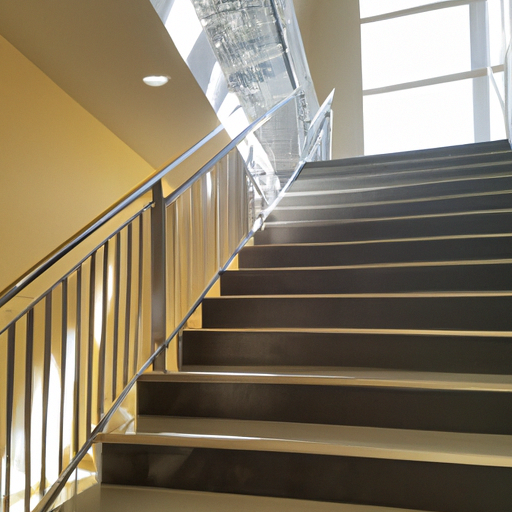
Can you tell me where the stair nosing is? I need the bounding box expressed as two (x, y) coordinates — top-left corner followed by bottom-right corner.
(97, 418), (512, 467)
(182, 327), (512, 338)
(208, 291), (512, 298)
(227, 259), (512, 271)
(137, 368), (512, 392)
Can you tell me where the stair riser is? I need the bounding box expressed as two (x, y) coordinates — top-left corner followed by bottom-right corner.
(255, 212), (512, 245)
(268, 193), (512, 223)
(291, 163), (512, 193)
(202, 296), (512, 331)
(299, 150), (512, 178)
(182, 331), (512, 374)
(138, 381), (512, 434)
(239, 237), (512, 267)
(279, 176), (512, 207)
(101, 444), (512, 512)
(220, 265), (512, 295)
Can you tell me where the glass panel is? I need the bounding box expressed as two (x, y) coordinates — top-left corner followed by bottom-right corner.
(360, 0), (456, 18)
(362, 5), (471, 89)
(363, 78), (475, 154)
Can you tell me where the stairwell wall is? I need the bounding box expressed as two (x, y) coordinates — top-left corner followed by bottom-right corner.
(294, 0), (365, 159)
(0, 35), (155, 321)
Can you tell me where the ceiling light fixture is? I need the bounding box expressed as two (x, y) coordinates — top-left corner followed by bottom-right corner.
(143, 75), (170, 87)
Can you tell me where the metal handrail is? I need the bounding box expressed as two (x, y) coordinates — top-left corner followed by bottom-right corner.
(28, 88), (333, 512)
(0, 88), (303, 311)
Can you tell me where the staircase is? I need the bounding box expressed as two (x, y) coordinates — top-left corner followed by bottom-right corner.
(96, 140), (512, 512)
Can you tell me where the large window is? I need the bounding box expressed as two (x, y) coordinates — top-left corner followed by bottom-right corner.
(360, 0), (508, 155)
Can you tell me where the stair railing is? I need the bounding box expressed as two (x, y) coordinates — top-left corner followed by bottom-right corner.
(0, 87), (334, 512)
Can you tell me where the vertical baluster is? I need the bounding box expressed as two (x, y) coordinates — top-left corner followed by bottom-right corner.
(73, 268), (82, 457)
(5, 324), (16, 512)
(98, 243), (108, 418)
(59, 280), (68, 475)
(25, 310), (34, 511)
(187, 188), (194, 310)
(40, 295), (51, 496)
(151, 181), (167, 371)
(133, 214), (144, 375)
(86, 254), (96, 438)
(123, 224), (133, 387)
(112, 234), (121, 399)
(215, 167), (221, 272)
(202, 175), (208, 288)
(173, 200), (181, 332)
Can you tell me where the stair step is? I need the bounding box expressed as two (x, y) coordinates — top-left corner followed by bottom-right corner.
(137, 371), (512, 434)
(181, 329), (512, 374)
(202, 295), (512, 331)
(100, 442), (512, 512)
(300, 140), (511, 173)
(122, 416), (512, 467)
(255, 211), (512, 244)
(268, 191), (512, 222)
(140, 368), (512, 392)
(299, 149), (512, 179)
(239, 235), (512, 267)
(220, 263), (512, 295)
(73, 486), (424, 512)
(279, 175), (512, 207)
(290, 161), (512, 193)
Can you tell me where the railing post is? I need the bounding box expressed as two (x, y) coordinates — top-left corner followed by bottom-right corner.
(151, 180), (167, 371)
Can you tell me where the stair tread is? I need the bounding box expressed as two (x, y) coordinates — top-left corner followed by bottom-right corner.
(250, 233), (512, 248)
(286, 172), (512, 195)
(89, 486), (429, 512)
(98, 417), (512, 467)
(139, 368), (512, 392)
(264, 208), (512, 228)
(228, 259), (512, 270)
(273, 189), (512, 211)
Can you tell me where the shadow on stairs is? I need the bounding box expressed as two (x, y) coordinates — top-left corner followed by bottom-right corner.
(91, 140), (512, 512)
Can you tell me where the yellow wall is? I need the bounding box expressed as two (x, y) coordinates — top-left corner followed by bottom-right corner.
(295, 0), (365, 158)
(0, 35), (155, 294)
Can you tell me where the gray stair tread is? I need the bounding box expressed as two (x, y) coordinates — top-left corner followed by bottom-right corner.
(268, 192), (512, 222)
(220, 262), (512, 294)
(231, 259), (512, 270)
(290, 162), (512, 193)
(77, 485), (427, 512)
(139, 368), (512, 392)
(97, 417), (512, 467)
(279, 175), (512, 207)
(273, 190), (512, 211)
(255, 211), (512, 245)
(239, 235), (512, 268)
(301, 140), (511, 170)
(264, 208), (512, 229)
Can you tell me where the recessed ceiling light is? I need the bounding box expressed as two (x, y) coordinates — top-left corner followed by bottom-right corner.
(143, 75), (170, 87)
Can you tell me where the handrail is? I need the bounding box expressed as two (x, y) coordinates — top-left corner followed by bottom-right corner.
(164, 87), (303, 207)
(28, 86), (332, 512)
(0, 88), (303, 311)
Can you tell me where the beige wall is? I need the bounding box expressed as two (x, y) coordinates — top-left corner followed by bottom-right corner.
(0, 35), (155, 294)
(295, 0), (364, 158)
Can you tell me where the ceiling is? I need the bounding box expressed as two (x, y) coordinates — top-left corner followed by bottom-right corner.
(0, 0), (221, 168)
